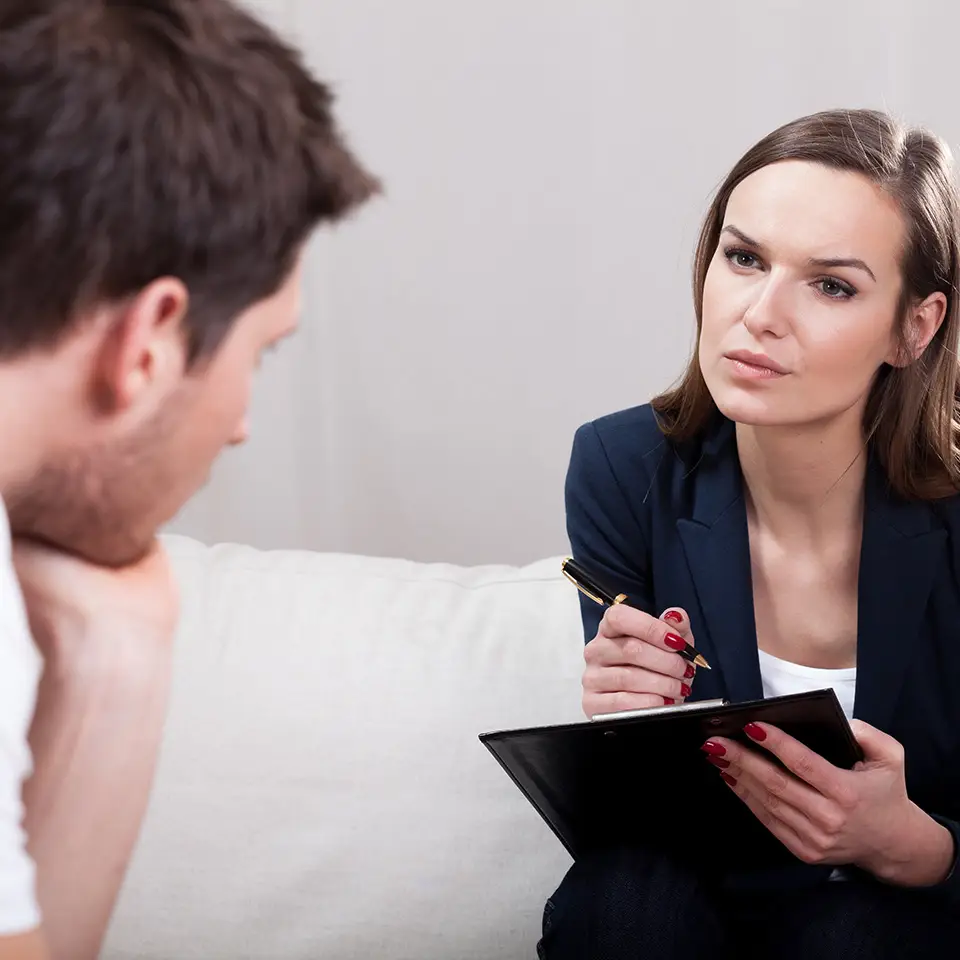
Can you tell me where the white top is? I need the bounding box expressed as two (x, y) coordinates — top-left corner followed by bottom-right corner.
(0, 499), (42, 934)
(758, 649), (857, 721)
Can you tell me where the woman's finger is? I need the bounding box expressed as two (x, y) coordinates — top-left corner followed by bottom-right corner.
(707, 738), (838, 849)
(599, 604), (698, 657)
(585, 633), (694, 681)
(583, 663), (690, 701)
(583, 691), (676, 717)
(723, 775), (819, 862)
(659, 606), (694, 640)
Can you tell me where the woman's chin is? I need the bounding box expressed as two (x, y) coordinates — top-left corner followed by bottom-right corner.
(711, 390), (795, 428)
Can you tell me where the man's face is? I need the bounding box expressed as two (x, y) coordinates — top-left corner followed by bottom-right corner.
(7, 260), (303, 566)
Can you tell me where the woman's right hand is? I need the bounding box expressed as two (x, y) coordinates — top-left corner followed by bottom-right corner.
(581, 604), (698, 718)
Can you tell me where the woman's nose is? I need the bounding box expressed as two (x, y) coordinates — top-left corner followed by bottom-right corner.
(741, 274), (791, 338)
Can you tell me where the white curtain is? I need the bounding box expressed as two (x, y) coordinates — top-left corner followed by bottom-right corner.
(170, 0), (947, 565)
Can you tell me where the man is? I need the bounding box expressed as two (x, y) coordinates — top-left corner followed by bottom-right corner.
(0, 2), (378, 957)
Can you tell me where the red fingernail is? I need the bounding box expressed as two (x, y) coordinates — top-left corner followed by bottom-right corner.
(721, 772), (738, 787)
(663, 697), (675, 705)
(701, 741), (726, 757)
(744, 722), (767, 742)
(684, 664), (696, 679)
(680, 683), (692, 697)
(706, 756), (730, 769)
(663, 610), (683, 624)
(664, 633), (686, 651)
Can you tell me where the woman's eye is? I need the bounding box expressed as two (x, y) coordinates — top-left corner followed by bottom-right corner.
(816, 278), (856, 300)
(724, 248), (758, 269)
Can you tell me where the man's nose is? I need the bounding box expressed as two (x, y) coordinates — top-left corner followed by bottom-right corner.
(229, 417), (249, 446)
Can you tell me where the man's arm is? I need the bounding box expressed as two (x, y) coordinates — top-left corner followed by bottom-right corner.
(0, 547), (44, 959)
(23, 631), (173, 960)
(16, 541), (178, 960)
(0, 931), (48, 960)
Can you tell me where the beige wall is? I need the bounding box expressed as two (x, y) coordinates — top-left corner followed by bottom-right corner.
(169, 0), (954, 564)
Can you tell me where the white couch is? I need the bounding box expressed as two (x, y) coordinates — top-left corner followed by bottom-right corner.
(102, 534), (586, 959)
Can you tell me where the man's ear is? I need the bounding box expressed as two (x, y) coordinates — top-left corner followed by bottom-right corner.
(91, 278), (190, 413)
(888, 291), (948, 368)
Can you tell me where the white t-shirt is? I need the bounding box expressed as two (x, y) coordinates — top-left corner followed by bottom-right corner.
(758, 648), (857, 721)
(0, 499), (42, 934)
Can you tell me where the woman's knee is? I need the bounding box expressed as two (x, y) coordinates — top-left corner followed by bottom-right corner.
(556, 846), (712, 910)
(737, 880), (960, 959)
(539, 846), (722, 959)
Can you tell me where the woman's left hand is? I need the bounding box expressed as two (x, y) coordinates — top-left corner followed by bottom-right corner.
(704, 720), (956, 886)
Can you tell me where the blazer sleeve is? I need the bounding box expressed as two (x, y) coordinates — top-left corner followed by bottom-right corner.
(917, 500), (960, 903)
(921, 812), (960, 903)
(847, 812), (960, 903)
(564, 420), (655, 644)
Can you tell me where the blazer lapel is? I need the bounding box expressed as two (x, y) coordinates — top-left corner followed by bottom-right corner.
(854, 462), (945, 730)
(677, 418), (764, 704)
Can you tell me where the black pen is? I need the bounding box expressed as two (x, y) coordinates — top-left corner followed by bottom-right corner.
(561, 556), (712, 670)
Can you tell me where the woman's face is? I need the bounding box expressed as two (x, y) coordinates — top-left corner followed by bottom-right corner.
(699, 160), (907, 429)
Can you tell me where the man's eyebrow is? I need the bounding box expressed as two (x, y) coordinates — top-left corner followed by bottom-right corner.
(721, 224), (877, 282)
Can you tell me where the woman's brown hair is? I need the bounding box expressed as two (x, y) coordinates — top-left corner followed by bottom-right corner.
(652, 109), (960, 499)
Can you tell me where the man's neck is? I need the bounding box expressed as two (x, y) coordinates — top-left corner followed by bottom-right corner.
(735, 410), (867, 546)
(0, 360), (72, 496)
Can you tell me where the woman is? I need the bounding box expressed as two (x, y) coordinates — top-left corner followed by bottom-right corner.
(539, 109), (960, 959)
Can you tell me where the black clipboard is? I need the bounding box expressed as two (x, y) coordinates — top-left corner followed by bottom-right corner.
(480, 689), (863, 871)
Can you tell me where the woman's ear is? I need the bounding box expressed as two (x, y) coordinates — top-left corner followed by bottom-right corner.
(91, 278), (190, 413)
(888, 291), (948, 367)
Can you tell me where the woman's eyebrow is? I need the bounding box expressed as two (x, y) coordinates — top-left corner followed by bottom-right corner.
(722, 224), (876, 282)
(807, 256), (876, 282)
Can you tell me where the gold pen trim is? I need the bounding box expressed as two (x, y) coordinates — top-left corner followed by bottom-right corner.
(561, 565), (605, 606)
(561, 557), (713, 670)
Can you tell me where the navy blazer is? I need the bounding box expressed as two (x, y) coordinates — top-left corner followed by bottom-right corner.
(565, 403), (960, 901)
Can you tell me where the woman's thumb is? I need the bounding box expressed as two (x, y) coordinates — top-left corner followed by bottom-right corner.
(849, 719), (903, 765)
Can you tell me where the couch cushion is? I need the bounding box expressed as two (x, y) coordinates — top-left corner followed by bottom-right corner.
(103, 535), (584, 959)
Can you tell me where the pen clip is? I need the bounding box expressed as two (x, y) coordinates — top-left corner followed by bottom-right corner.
(561, 557), (712, 670)
(560, 557), (627, 607)
(561, 565), (605, 606)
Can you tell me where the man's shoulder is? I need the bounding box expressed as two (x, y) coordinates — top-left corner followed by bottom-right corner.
(0, 532), (42, 707)
(0, 510), (42, 940)
(0, 503), (43, 765)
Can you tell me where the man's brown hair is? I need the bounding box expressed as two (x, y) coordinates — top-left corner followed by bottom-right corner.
(0, 0), (379, 361)
(653, 109), (960, 500)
